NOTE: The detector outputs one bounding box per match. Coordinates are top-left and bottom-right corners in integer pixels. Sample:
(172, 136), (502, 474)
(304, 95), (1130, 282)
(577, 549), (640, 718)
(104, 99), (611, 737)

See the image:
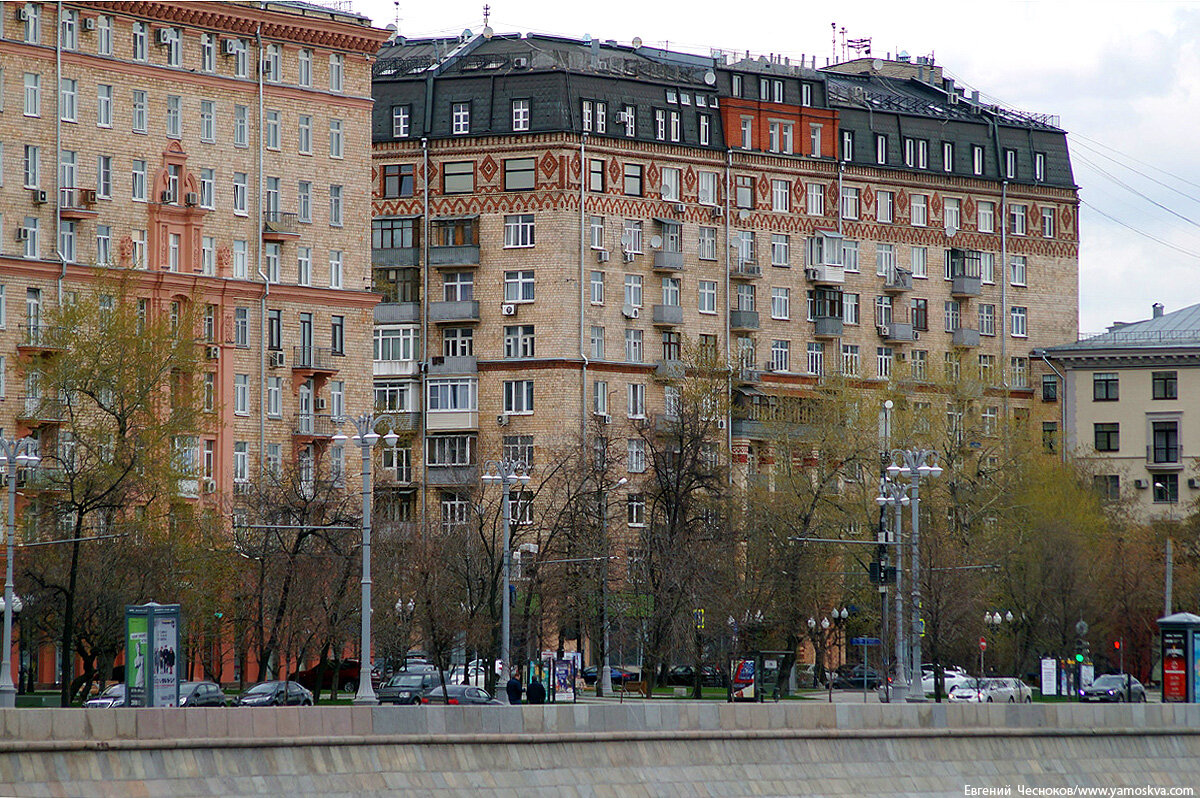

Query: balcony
(429, 244), (480, 267)
(428, 356), (478, 375)
(425, 410), (479, 431)
(880, 321), (916, 342)
(292, 346), (340, 373)
(652, 250), (685, 272)
(374, 358), (419, 377)
(883, 268), (913, 293)
(17, 396), (66, 425)
(731, 261), (763, 280)
(952, 327), (981, 347)
(730, 309), (760, 330)
(813, 316), (843, 338)
(372, 246), (420, 267)
(731, 418), (770, 439)
(951, 274), (982, 298)
(655, 359), (685, 382)
(262, 210), (300, 241)
(805, 264), (845, 285)
(652, 305), (683, 326)
(374, 302), (420, 324)
(18, 324), (67, 353)
(736, 366), (761, 384)
(293, 413), (339, 438)
(426, 464), (479, 486)
(378, 411), (422, 432)
(58, 187), (100, 220)
(429, 300), (480, 323)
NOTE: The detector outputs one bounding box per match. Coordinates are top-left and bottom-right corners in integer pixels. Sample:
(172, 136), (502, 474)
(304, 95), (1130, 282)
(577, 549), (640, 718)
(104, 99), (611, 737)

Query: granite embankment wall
(3, 703), (1200, 797)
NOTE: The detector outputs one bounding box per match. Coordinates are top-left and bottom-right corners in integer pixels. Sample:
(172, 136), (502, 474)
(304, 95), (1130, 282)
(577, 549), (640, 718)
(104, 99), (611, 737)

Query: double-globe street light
(481, 458), (531, 686)
(596, 476), (627, 698)
(884, 449), (942, 702)
(1, 436), (40, 708)
(332, 412), (406, 705)
(875, 478), (911, 703)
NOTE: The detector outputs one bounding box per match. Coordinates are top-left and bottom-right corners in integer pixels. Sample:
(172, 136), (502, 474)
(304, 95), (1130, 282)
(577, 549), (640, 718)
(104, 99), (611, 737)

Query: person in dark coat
(506, 675), (523, 704)
(526, 677), (546, 705)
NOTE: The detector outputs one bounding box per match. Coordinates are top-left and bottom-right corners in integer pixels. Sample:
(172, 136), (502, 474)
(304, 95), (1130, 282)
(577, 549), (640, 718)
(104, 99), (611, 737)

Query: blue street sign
(849, 637), (881, 646)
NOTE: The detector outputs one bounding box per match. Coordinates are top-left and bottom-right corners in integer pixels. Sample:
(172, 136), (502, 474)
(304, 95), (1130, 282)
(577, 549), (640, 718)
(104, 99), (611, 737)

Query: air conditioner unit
(912, 331), (920, 340)
(1189, 478), (1199, 490)
(82, 16), (95, 30)
(716, 418), (727, 429)
(15, 227), (30, 242)
(877, 324), (890, 337)
(596, 249), (610, 263)
(269, 350), (286, 368)
(316, 398), (327, 411)
(157, 28), (173, 45)
(160, 190), (175, 204)
(497, 414), (509, 426)
(184, 192), (199, 206)
(1134, 479), (1148, 490)
(202, 479), (217, 494)
(16, 7), (29, 21)
(501, 303), (517, 316)
(234, 481), (251, 495)
(628, 306), (640, 319)
(614, 111), (629, 124)
(710, 206), (724, 218)
(599, 414), (611, 425)
(223, 38), (240, 55)
(805, 267), (820, 280)
(205, 345), (220, 360)
(512, 55), (528, 68)
(31, 189), (47, 205)
(622, 304), (639, 320)
(80, 188), (98, 204)
(622, 250), (635, 263)
(674, 203), (686, 213)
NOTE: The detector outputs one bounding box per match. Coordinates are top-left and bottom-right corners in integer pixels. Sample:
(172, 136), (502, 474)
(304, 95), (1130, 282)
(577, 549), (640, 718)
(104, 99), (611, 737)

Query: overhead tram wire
(1079, 199), (1200, 262)
(1072, 140), (1200, 208)
(1070, 131), (1200, 194)
(1073, 153), (1200, 229)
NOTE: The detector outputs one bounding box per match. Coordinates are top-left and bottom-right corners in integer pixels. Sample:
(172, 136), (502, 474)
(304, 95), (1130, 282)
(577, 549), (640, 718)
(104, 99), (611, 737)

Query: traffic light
(1113, 640), (1121, 652)
(1074, 638), (1085, 663)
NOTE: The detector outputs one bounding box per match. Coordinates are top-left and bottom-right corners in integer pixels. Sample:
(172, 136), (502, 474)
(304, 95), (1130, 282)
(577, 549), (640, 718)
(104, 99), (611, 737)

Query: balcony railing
(730, 309), (760, 330)
(426, 464), (480, 486)
(731, 261), (763, 279)
(813, 315), (843, 338)
(806, 264), (845, 285)
(429, 244), (480, 266)
(652, 305), (683, 326)
(292, 346), (340, 371)
(429, 300), (480, 322)
(19, 396), (67, 422)
(293, 413), (339, 437)
(372, 246), (420, 267)
(59, 186), (99, 218)
(655, 359), (685, 381)
(951, 274), (982, 297)
(374, 302), (420, 324)
(428, 356), (478, 375)
(952, 327), (981, 347)
(883, 267), (913, 292)
(262, 210), (299, 237)
(19, 324), (66, 349)
(652, 250), (685, 271)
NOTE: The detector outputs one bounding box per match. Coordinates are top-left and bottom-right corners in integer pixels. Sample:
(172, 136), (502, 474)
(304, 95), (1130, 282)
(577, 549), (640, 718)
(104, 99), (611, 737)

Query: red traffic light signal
(1113, 640), (1121, 651)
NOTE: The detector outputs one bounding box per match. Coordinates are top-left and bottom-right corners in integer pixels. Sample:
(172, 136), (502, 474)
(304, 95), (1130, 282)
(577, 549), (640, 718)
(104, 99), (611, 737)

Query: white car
(947, 677), (988, 702)
(980, 677), (1033, 703)
(921, 668), (972, 696)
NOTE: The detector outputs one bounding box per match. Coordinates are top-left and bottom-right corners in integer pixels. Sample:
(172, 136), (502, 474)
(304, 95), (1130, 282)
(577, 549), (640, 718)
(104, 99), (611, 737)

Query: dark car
(1080, 673), (1147, 703)
(419, 683), (504, 705)
(234, 680), (313, 706)
(666, 665), (728, 688)
(833, 665), (881, 689)
(294, 659), (371, 693)
(83, 683), (126, 708)
(378, 669), (446, 705)
(581, 665), (639, 686)
(179, 681), (229, 707)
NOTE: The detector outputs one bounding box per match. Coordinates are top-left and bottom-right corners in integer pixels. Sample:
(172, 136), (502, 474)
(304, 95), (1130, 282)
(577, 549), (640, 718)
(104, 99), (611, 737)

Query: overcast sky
(358, 0), (1200, 337)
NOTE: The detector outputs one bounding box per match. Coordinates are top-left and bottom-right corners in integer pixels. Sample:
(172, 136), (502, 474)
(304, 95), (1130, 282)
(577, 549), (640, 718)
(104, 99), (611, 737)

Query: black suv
(378, 668), (445, 705)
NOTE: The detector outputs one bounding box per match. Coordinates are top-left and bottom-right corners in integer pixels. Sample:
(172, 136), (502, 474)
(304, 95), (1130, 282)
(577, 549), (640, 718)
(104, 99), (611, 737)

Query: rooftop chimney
(1153, 303), (1164, 318)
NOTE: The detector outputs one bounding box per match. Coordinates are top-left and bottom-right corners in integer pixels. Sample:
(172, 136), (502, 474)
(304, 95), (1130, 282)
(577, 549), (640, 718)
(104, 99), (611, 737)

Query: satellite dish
(945, 221), (958, 238)
(483, 26), (494, 39)
(738, 209), (750, 221)
(583, 34), (592, 44)
(632, 36), (642, 48)
(872, 58), (884, 71)
(620, 232), (632, 247)
(385, 23), (397, 32)
(650, 235), (663, 249)
(703, 69), (716, 86)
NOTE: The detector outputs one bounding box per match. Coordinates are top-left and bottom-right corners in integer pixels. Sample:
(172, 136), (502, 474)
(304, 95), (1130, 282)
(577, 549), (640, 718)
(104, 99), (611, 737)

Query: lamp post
(1, 436), (39, 708)
(885, 448), (942, 702)
(481, 458), (531, 686)
(983, 610), (1014, 677)
(875, 479), (911, 703)
(395, 597), (415, 671)
(597, 476), (627, 698)
(332, 412), (403, 705)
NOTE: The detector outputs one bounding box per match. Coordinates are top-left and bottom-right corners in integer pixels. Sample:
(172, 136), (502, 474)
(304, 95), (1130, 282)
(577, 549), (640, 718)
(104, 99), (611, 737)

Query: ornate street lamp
(0, 436), (39, 708)
(481, 458), (531, 686)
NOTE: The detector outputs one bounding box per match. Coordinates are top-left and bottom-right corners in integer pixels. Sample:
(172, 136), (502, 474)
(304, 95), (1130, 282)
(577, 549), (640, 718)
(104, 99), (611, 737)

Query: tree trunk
(59, 532), (84, 706)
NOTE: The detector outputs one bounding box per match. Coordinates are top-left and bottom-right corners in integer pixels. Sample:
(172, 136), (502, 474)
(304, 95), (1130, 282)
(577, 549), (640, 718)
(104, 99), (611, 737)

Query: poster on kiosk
(1158, 612), (1200, 703)
(125, 603), (182, 707)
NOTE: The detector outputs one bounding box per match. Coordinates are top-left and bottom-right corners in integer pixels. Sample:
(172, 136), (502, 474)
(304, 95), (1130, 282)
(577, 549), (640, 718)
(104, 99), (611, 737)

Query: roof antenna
(393, 0), (400, 32)
(483, 4), (490, 28)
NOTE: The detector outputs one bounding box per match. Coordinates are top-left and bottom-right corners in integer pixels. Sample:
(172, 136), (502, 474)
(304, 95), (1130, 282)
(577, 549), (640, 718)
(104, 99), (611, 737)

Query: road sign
(979, 637), (987, 652)
(849, 637), (881, 646)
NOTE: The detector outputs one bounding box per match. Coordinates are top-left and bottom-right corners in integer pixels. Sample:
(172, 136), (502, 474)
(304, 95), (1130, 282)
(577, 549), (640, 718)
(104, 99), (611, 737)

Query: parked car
(581, 665), (639, 686)
(83, 683), (125, 708)
(294, 659), (372, 694)
(233, 680), (313, 706)
(419, 683), (504, 705)
(833, 665), (881, 690)
(179, 681), (229, 707)
(982, 677), (1033, 703)
(378, 670), (446, 705)
(1080, 673), (1147, 703)
(921, 668), (974, 696)
(666, 665), (727, 688)
(798, 663), (836, 688)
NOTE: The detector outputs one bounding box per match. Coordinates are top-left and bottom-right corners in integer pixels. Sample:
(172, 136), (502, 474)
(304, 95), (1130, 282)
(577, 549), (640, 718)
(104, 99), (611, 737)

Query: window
(698, 227), (717, 260)
(1010, 255), (1027, 286)
(328, 119), (343, 158)
(1035, 152), (1046, 182)
(199, 100), (216, 142)
(846, 240), (863, 274)
(769, 121), (793, 153)
(740, 116), (753, 149)
(233, 104), (248, 146)
(504, 270), (535, 302)
(978, 354), (996, 384)
(1093, 423), (1120, 452)
(593, 381), (609, 416)
(329, 53), (344, 92)
(973, 145), (985, 176)
(628, 439), (646, 473)
(841, 344), (860, 376)
(770, 340), (790, 372)
(442, 271), (474, 301)
(910, 194), (927, 226)
(504, 158), (536, 191)
(911, 350), (928, 381)
(621, 104), (636, 137)
(625, 329), (643, 362)
(809, 123), (822, 156)
(944, 300), (961, 332)
(97, 226), (113, 266)
(877, 347), (893, 379)
(771, 234), (790, 267)
(627, 495), (646, 526)
(698, 280), (717, 314)
(699, 113), (711, 145)
(910, 246), (927, 279)
(876, 244), (895, 277)
(390, 104), (412, 138)
(918, 140), (929, 169)
(377, 166), (413, 200)
(503, 380), (534, 414)
(590, 325), (604, 359)
(944, 198), (961, 232)
(233, 308), (250, 348)
(298, 115), (312, 154)
(590, 271), (604, 304)
(59, 78), (77, 122)
(877, 191), (893, 223)
(427, 379), (478, 412)
(980, 252), (996, 284)
(452, 102), (470, 134)
(654, 108), (666, 141)
(942, 141), (954, 172)
(23, 73), (41, 117)
(165, 94), (181, 138)
(233, 374), (249, 415)
(95, 84), (113, 128)
(503, 436), (534, 469)
(841, 130), (854, 161)
(875, 133), (888, 165)
(771, 179), (790, 212)
(904, 138), (915, 167)
(231, 172), (246, 214)
(443, 328), (473, 357)
(624, 274), (643, 307)
(807, 342), (825, 376)
(843, 293), (860, 325)
(1093, 372), (1119, 401)
(623, 163), (643, 196)
(506, 325), (537, 360)
(979, 303), (996, 336)
(627, 383), (645, 418)
(977, 201), (995, 234)
(1042, 207), (1056, 238)
(443, 161), (474, 194)
(1154, 474), (1179, 504)
(132, 159), (148, 202)
(840, 186), (859, 219)
(661, 168), (681, 202)
(1039, 374), (1058, 403)
(296, 247), (312, 286)
(499, 214), (536, 249)
(735, 175), (754, 209)
(1152, 422), (1180, 465)
(132, 21), (148, 61)
(661, 276), (680, 307)
(1091, 475), (1120, 501)
(911, 298), (928, 331)
(1010, 306), (1028, 337)
(1005, 149), (1017, 179)
(1153, 371), (1178, 400)
(1010, 203), (1027, 235)
(623, 220), (643, 254)
(329, 185), (343, 226)
(698, 171), (719, 205)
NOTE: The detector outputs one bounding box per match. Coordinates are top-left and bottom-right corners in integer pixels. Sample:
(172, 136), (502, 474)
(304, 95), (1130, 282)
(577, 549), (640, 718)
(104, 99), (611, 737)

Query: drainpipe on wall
(55, 0), (65, 303)
(256, 24), (268, 473)
(724, 148), (733, 482)
(421, 136), (430, 530)
(579, 133), (590, 436)
(1000, 179), (1009, 445)
(1039, 350), (1068, 463)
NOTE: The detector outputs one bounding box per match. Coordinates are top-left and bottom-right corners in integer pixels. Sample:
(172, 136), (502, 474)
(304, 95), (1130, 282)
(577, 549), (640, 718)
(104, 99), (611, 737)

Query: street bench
(619, 681), (649, 700)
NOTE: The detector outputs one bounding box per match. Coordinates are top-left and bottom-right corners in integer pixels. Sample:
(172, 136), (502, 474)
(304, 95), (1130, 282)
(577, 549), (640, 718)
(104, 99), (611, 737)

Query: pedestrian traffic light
(1113, 640), (1121, 651)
